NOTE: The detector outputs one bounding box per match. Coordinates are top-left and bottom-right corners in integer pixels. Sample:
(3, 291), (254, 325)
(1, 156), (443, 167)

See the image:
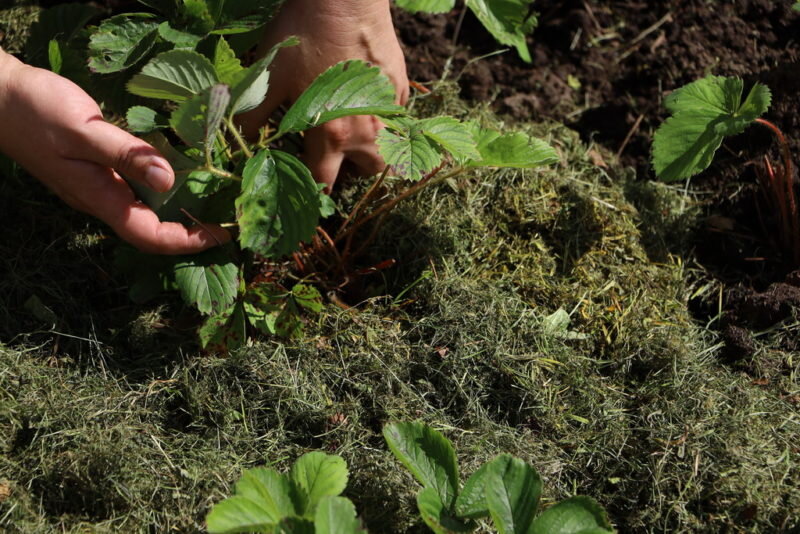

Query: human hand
(0, 52), (230, 254)
(238, 0), (409, 191)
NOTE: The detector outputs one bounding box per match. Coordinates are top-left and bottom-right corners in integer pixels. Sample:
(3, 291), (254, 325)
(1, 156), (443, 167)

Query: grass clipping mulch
(0, 77), (798, 532)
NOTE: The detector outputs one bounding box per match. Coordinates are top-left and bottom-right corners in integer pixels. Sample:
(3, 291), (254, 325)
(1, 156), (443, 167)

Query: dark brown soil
(393, 1), (800, 351)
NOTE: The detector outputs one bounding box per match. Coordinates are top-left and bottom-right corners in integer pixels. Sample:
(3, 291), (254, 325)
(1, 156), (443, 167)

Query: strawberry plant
(383, 422), (614, 534)
(651, 75), (800, 264)
(22, 1), (557, 350)
(206, 451), (366, 534)
(393, 0), (537, 63)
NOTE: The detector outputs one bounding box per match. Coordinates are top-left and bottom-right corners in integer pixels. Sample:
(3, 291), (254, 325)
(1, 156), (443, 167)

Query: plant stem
(336, 164), (462, 245)
(338, 166), (390, 237)
(207, 166), (243, 182)
(225, 116), (253, 159)
(756, 118), (799, 264)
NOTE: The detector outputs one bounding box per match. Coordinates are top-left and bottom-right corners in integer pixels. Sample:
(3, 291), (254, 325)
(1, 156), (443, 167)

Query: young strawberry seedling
(383, 421), (614, 534)
(651, 75), (799, 264)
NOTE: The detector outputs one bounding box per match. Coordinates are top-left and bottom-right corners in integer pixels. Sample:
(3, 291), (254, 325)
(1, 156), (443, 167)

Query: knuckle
(113, 141), (141, 174)
(323, 122), (351, 150)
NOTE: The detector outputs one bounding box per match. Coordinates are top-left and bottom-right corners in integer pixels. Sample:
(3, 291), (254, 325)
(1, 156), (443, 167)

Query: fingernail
(145, 162), (172, 192)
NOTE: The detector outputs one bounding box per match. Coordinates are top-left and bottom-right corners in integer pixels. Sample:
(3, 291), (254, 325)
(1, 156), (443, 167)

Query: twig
(616, 114), (644, 159)
(180, 208), (225, 248)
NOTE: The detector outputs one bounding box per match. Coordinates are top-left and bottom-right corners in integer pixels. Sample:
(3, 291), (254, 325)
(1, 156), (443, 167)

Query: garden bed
(0, 2), (799, 533)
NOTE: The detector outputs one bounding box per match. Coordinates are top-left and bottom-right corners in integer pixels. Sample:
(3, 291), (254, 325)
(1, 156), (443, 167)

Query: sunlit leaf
(653, 76), (771, 182)
(289, 452), (349, 516)
(466, 0), (537, 62)
(377, 119), (442, 182)
(314, 497), (367, 534)
(383, 422), (459, 509)
(206, 467), (296, 533)
(128, 49), (218, 101)
(279, 60), (404, 134)
(529, 496), (614, 534)
(455, 462), (492, 519)
(466, 125), (558, 168)
(229, 37), (298, 115)
(484, 454), (542, 534)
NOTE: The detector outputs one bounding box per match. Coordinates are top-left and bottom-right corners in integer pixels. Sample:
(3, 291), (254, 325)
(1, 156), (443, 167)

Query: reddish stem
(756, 118), (799, 264)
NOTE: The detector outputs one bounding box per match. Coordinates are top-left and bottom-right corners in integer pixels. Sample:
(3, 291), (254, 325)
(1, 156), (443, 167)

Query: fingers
(59, 159), (231, 255)
(69, 116), (175, 193)
(303, 127), (346, 192)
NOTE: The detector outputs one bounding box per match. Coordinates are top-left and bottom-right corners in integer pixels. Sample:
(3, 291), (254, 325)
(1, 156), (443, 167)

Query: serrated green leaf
(466, 126), (557, 168)
(88, 14), (159, 74)
(652, 76), (771, 182)
(279, 60), (405, 134)
(292, 284), (323, 313)
(383, 422), (460, 509)
(289, 452), (348, 516)
(455, 462), (491, 519)
(128, 49), (218, 101)
(395, 0), (456, 14)
(126, 106), (169, 133)
(377, 120), (442, 182)
(417, 488), (476, 534)
(157, 21), (203, 48)
(205, 496), (277, 533)
(529, 496), (614, 534)
(206, 467), (296, 533)
(236, 150), (320, 258)
(180, 0), (216, 34)
(229, 37), (298, 115)
(199, 299), (247, 352)
(213, 37), (243, 85)
(419, 116), (480, 162)
(25, 3), (99, 66)
(466, 0), (537, 62)
(484, 454), (542, 534)
(314, 496), (366, 534)
(174, 247), (238, 315)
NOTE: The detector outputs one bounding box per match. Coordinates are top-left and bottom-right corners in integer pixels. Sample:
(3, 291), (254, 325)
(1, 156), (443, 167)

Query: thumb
(71, 117), (175, 193)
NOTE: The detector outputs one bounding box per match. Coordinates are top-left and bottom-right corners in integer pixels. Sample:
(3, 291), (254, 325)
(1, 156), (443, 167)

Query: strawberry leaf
(382, 422), (460, 510)
(128, 49), (218, 101)
(466, 0), (537, 63)
(377, 118), (442, 181)
(314, 496), (367, 534)
(466, 125), (558, 168)
(652, 75), (771, 182)
(289, 452), (349, 516)
(236, 150), (321, 258)
(173, 247), (239, 315)
(529, 496), (614, 534)
(88, 14), (159, 74)
(484, 454), (542, 534)
(279, 60), (405, 134)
